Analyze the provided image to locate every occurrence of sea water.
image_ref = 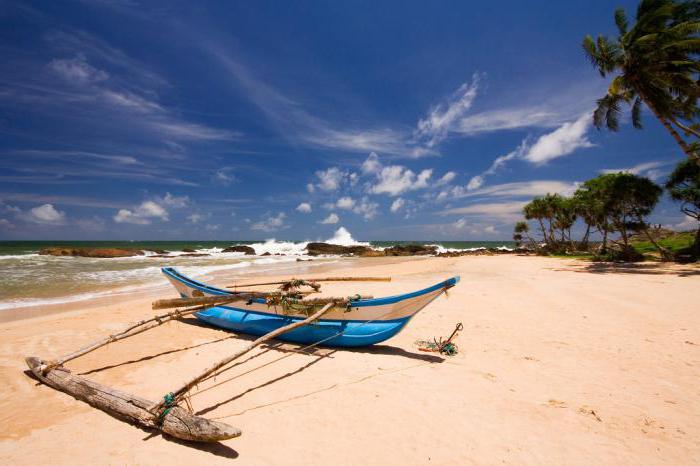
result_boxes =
[0,228,513,310]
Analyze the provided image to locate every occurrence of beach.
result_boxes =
[1,254,698,465]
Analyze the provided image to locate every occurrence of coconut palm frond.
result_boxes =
[632,97,644,129]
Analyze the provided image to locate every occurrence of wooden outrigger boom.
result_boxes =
[24,299,334,442]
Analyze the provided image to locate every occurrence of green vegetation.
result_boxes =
[631,230,695,254]
[512,173,693,262]
[582,0,700,162]
[665,159,700,254]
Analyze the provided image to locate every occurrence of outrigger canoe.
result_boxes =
[162,267,459,347]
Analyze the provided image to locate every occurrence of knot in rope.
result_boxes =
[157,392,176,423]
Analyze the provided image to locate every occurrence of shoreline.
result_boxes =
[1,254,698,465]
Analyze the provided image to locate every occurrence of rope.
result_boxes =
[157,392,175,423]
[187,307,398,399]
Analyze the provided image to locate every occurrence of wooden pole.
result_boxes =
[227,276,391,288]
[25,357,241,442]
[153,294,372,310]
[41,300,247,374]
[152,303,335,412]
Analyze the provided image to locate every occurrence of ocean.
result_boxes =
[0,232,514,310]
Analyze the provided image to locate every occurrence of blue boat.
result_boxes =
[162,267,459,347]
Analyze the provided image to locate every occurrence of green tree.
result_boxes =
[666,158,700,253]
[513,221,531,248]
[523,197,551,244]
[582,0,700,162]
[574,178,612,251]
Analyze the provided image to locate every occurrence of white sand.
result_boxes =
[0,255,698,465]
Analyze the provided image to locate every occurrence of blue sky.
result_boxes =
[0,0,695,240]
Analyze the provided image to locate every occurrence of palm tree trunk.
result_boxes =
[639,95,699,163]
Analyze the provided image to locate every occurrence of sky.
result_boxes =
[0,0,696,241]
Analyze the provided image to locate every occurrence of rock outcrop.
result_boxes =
[383,244,438,256]
[221,245,256,255]
[305,242,372,256]
[39,247,144,258]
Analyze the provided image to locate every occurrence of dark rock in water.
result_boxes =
[306,242,371,256]
[358,249,385,257]
[296,258,312,262]
[222,245,256,255]
[261,252,271,256]
[182,248,197,253]
[149,254,174,258]
[179,253,210,257]
[436,247,515,257]
[383,244,438,256]
[38,247,144,258]
[146,249,168,254]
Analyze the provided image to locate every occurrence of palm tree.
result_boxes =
[582,0,700,162]
[666,158,700,254]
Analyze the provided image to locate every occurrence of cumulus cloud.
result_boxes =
[522,113,593,164]
[296,202,312,213]
[415,74,480,148]
[320,213,340,224]
[390,198,405,213]
[436,171,456,186]
[315,167,347,191]
[26,204,67,224]
[251,212,287,232]
[162,192,190,208]
[361,152,381,174]
[352,197,379,219]
[114,200,168,224]
[187,213,206,223]
[0,218,15,229]
[439,201,527,219]
[370,166,432,196]
[336,196,356,210]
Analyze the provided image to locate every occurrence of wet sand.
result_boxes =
[1,255,698,465]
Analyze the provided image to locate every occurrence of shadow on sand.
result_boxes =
[553,261,700,277]
[23,369,240,459]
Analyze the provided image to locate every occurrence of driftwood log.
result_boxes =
[153,294,372,311]
[25,357,241,442]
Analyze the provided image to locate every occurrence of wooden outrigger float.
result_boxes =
[25,271,459,442]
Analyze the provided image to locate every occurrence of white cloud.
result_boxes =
[315,167,347,191]
[306,183,315,193]
[113,200,168,224]
[352,197,379,219]
[439,201,527,218]
[336,196,356,210]
[26,204,67,224]
[390,198,405,213]
[665,215,698,231]
[162,192,190,208]
[296,202,312,213]
[102,90,164,113]
[370,166,432,196]
[49,56,109,84]
[454,218,467,229]
[523,113,593,164]
[415,74,480,148]
[600,161,673,181]
[320,213,340,224]
[152,121,236,141]
[466,175,484,191]
[456,108,560,136]
[0,218,15,229]
[458,180,579,199]
[484,225,497,234]
[361,152,381,174]
[251,212,287,232]
[205,224,220,231]
[213,169,235,186]
[436,171,456,186]
[187,213,205,223]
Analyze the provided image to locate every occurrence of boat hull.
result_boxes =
[161,267,459,347]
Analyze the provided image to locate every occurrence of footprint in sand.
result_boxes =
[546,399,567,408]
[578,405,602,422]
